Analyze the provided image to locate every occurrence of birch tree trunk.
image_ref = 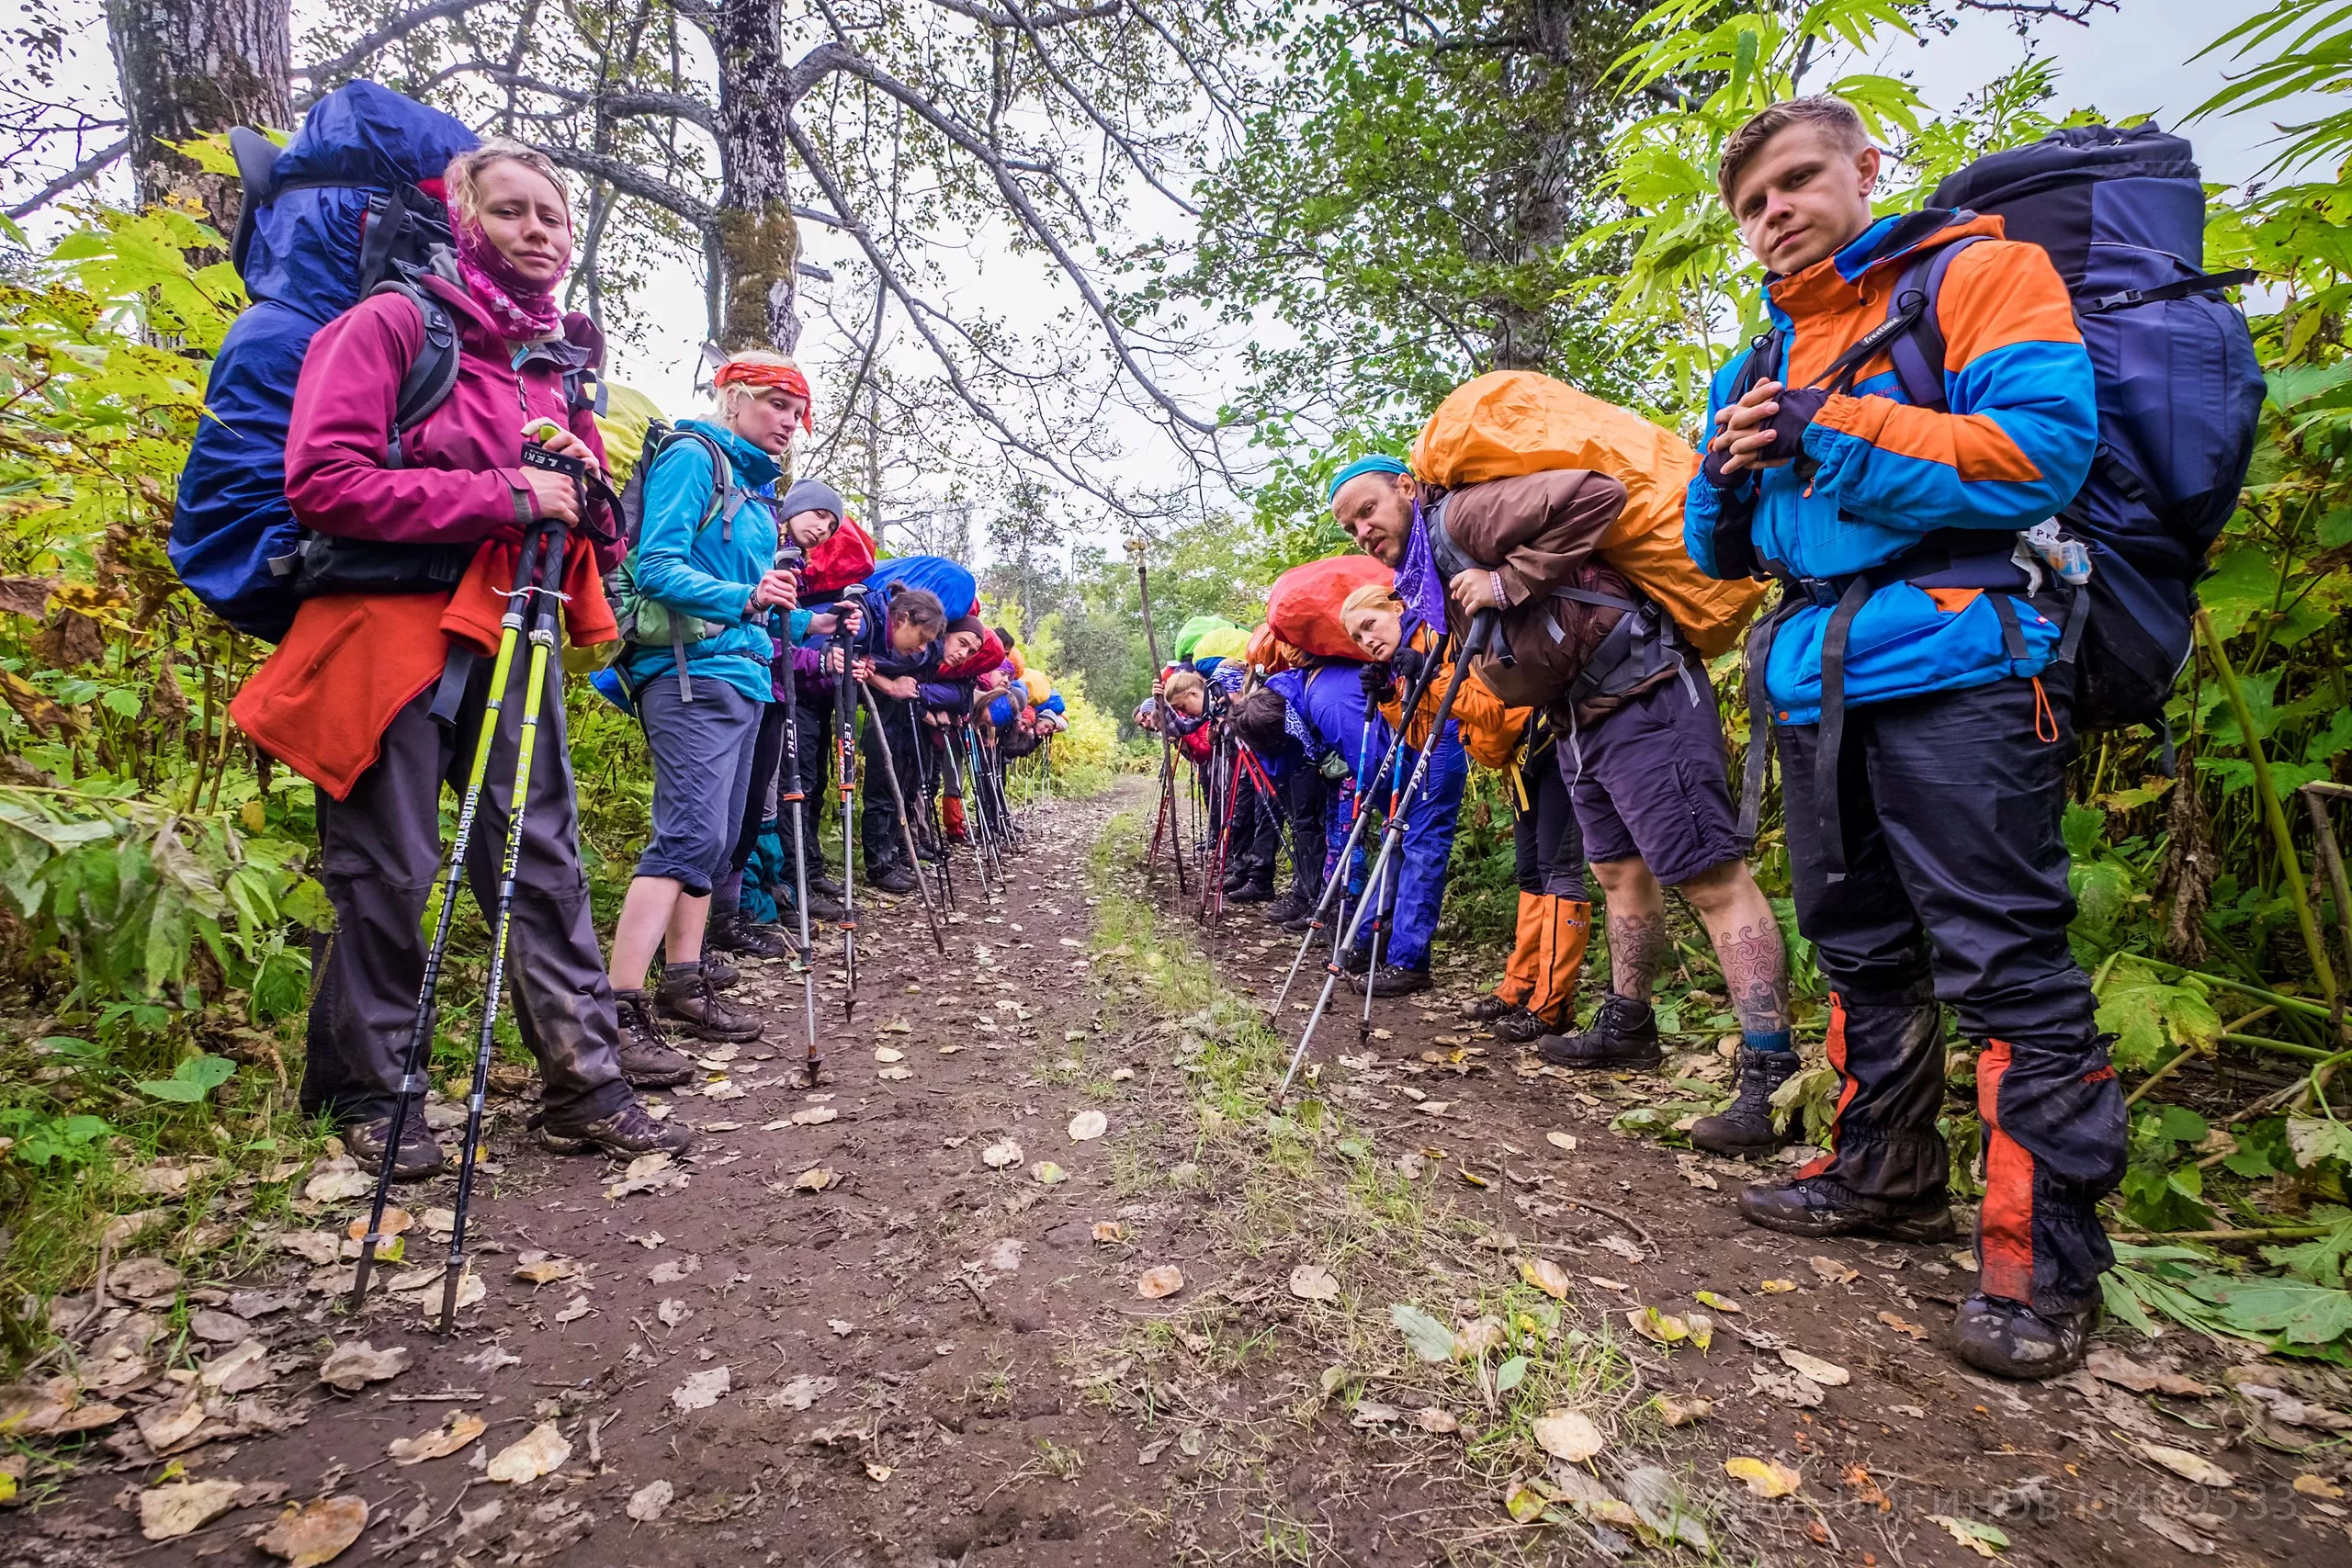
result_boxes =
[707,0,803,352]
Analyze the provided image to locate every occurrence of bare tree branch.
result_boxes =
[812,46,1219,434]
[6,136,130,220]
[994,0,1199,217]
[788,119,1178,518]
[294,0,494,88]
[537,142,715,227]
[924,0,1127,31]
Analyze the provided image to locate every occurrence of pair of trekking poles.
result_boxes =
[350,447,584,1333]
[1267,610,1498,1110]
[828,616,946,1031]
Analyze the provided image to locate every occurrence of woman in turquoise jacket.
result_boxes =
[605,352,838,1058]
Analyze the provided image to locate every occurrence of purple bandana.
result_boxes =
[1392,499,1449,638]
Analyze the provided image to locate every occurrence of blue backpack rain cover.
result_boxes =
[168,82,477,640]
[861,555,980,621]
[1912,123,2267,729]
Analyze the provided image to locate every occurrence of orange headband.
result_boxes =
[714,361,815,432]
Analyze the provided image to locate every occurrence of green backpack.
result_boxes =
[608,424,766,702]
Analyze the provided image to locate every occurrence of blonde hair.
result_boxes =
[444,139,572,229]
[1163,670,1207,708]
[1717,96,1869,207]
[1340,583,1404,620]
[714,349,807,421]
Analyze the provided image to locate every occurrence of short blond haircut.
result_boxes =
[1717,96,1870,207]
[1340,582,1404,620]
[444,138,572,229]
[1163,670,1207,708]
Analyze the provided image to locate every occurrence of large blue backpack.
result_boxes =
[168,82,479,640]
[861,554,979,620]
[1894,124,2267,733]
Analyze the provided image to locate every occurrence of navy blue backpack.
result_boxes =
[168,82,478,641]
[1892,124,2267,733]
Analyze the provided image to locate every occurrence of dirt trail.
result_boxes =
[11,778,2350,1568]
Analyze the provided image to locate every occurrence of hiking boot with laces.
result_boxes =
[868,863,918,896]
[533,1099,694,1158]
[1261,890,1309,926]
[1348,964,1430,998]
[653,969,763,1043]
[1337,943,1374,976]
[612,990,693,1089]
[810,869,845,899]
[800,884,847,921]
[1736,1174,1958,1243]
[1537,994,1661,1069]
[1228,872,1277,904]
[1463,992,1520,1025]
[1493,1003,1568,1045]
[708,914,791,960]
[346,1112,447,1180]
[1690,1046,1802,1156]
[1953,1293,2095,1380]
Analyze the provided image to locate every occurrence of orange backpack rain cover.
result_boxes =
[1411,371,1765,658]
[1265,555,1392,661]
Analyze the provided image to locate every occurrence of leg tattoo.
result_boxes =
[1717,919,1790,1033]
[1607,911,1669,1002]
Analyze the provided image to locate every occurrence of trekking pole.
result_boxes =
[775,546,823,1088]
[1126,539,1188,895]
[833,617,861,1021]
[857,683,949,953]
[1268,658,1442,1019]
[920,720,958,913]
[944,721,996,905]
[439,488,582,1333]
[349,521,553,1312]
[1274,612,1497,1110]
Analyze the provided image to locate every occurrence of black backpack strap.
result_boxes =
[1814,236,1982,407]
[372,278,462,469]
[2083,268,2255,315]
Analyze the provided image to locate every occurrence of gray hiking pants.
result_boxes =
[302,650,633,1128]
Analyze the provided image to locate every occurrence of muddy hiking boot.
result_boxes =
[1462,992,1521,1025]
[654,968,763,1043]
[1736,1174,1958,1243]
[1350,964,1430,998]
[1537,994,1661,1070]
[612,990,694,1089]
[1953,1293,2095,1380]
[708,913,791,960]
[1493,1002,1569,1045]
[346,1114,447,1181]
[1261,890,1313,926]
[532,1099,694,1158]
[1227,870,1277,904]
[1689,1046,1802,1156]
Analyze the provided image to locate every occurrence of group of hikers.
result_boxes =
[169,91,1066,1196]
[1136,95,2263,1384]
[167,79,2262,1383]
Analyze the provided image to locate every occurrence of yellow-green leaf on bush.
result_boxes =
[2095,961,2222,1073]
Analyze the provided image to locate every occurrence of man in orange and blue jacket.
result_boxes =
[1686,96,2126,1380]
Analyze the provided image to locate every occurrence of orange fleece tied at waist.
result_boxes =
[232,535,618,801]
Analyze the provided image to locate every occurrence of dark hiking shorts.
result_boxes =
[1560,663,1742,887]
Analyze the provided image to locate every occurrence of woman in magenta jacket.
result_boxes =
[242,139,692,1179]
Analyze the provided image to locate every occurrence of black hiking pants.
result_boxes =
[1775,667,2125,1315]
[305,655,632,1130]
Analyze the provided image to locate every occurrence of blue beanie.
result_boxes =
[1326,454,1409,503]
[779,478,846,522]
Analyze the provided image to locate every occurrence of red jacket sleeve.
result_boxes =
[285,295,522,546]
[1180,725,1214,763]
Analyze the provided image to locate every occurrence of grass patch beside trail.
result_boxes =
[1080,807,1734,1564]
